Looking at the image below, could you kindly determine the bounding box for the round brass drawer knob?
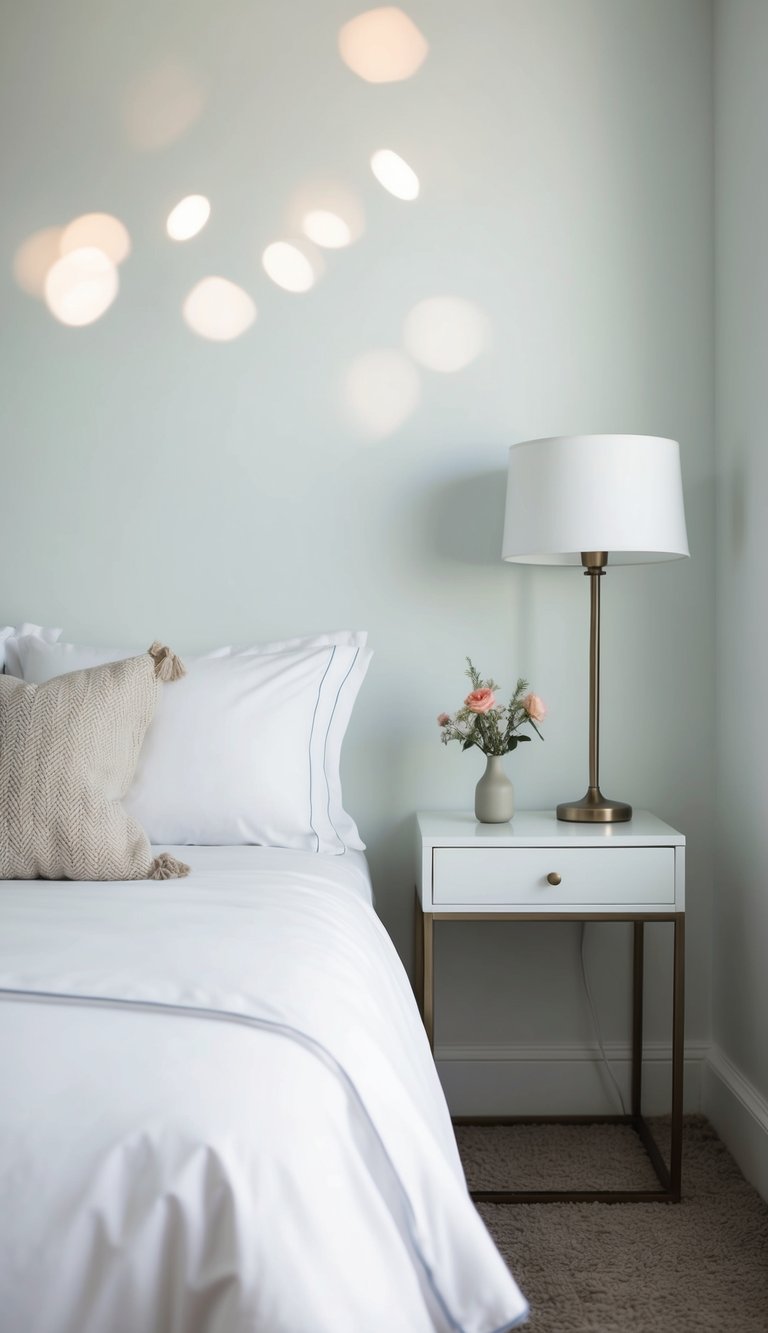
[546,872,562,886]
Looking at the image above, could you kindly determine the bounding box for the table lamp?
[502,434,689,822]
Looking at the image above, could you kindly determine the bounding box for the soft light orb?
[182,277,256,341]
[166,194,211,241]
[301,210,352,250]
[60,213,131,265]
[13,227,65,298]
[370,149,419,201]
[287,183,365,245]
[44,247,119,327]
[338,7,428,83]
[262,241,318,293]
[403,297,491,373]
[342,349,421,438]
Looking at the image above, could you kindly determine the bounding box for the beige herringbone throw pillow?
[0,643,190,882]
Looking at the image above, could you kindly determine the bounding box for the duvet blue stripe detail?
[0,985,528,1332]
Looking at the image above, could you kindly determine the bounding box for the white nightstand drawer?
[431,845,675,906]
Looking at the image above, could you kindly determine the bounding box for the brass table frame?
[416,902,685,1204]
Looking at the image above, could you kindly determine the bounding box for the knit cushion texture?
[1,651,167,881]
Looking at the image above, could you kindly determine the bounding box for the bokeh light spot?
[403,297,491,372]
[370,149,419,200]
[262,241,319,293]
[302,210,351,249]
[61,213,131,265]
[342,350,421,438]
[167,194,211,240]
[287,183,365,245]
[182,277,256,341]
[13,227,65,299]
[44,248,119,327]
[338,7,428,83]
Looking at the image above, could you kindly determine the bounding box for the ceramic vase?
[474,754,514,823]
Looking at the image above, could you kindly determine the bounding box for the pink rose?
[523,692,546,723]
[437,712,451,727]
[465,687,495,714]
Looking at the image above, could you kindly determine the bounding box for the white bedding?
[0,846,528,1333]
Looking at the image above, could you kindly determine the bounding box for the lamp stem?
[587,557,603,793]
[556,550,632,822]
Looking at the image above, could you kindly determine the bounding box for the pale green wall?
[714,0,768,1103]
[0,1,715,1099]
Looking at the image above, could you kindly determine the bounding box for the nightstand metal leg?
[423,912,434,1051]
[670,913,685,1201]
[414,893,423,1008]
[631,922,644,1118]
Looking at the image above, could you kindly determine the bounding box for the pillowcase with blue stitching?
[120,645,371,853]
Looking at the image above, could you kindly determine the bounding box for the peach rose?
[437,712,451,727]
[465,687,495,714]
[522,692,546,722]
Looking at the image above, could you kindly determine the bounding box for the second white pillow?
[129,646,370,851]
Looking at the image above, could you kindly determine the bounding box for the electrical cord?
[579,921,627,1115]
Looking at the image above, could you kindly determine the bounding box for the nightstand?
[415,810,686,1203]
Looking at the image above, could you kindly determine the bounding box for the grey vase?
[474,754,515,823]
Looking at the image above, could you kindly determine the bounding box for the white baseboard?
[702,1045,768,1202]
[435,1040,707,1117]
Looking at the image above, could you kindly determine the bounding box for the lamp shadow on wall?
[413,462,537,682]
[428,468,508,566]
[415,468,537,647]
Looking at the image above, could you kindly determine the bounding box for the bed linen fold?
[0,846,528,1333]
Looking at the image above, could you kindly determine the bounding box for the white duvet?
[0,846,528,1333]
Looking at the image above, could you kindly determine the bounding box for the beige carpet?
[456,1117,768,1332]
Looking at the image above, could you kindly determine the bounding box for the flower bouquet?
[438,660,545,822]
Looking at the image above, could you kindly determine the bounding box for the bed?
[0,627,528,1329]
[0,843,529,1332]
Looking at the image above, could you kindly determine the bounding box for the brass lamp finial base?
[557,787,632,823]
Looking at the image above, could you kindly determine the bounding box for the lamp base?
[556,787,632,823]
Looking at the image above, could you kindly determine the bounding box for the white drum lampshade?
[502,435,689,566]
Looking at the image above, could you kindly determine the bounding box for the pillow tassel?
[147,642,186,682]
[149,852,190,880]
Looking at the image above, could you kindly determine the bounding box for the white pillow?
[15,635,371,854]
[14,629,367,679]
[2,623,62,676]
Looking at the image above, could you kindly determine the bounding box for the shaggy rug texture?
[456,1116,768,1332]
